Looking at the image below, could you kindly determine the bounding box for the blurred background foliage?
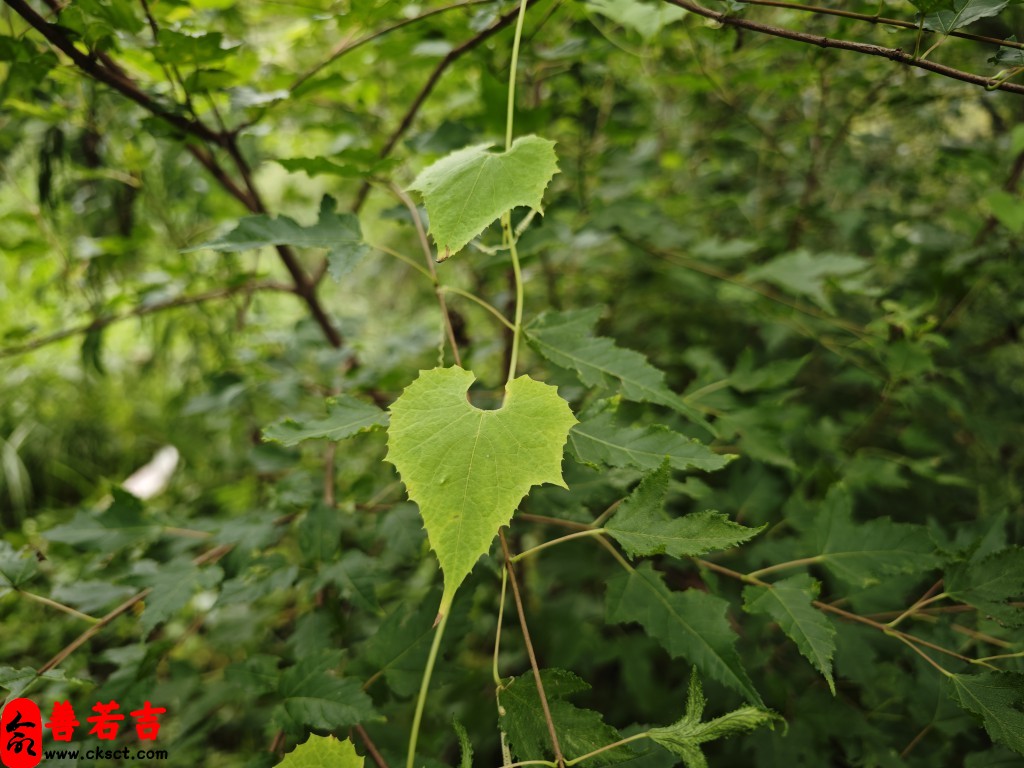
[1,0,1022,766]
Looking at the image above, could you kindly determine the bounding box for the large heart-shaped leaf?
[407,136,558,259]
[386,367,576,615]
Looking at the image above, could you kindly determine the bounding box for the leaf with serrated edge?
[526,308,714,434]
[946,547,1024,626]
[948,672,1024,755]
[500,669,628,765]
[606,562,762,704]
[648,672,780,768]
[273,734,364,768]
[923,0,1008,33]
[605,463,761,557]
[263,396,388,446]
[570,411,731,472]
[743,575,837,694]
[387,366,576,615]
[408,136,558,258]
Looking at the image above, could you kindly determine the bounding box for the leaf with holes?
[386,366,576,616]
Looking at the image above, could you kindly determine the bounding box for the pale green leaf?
[742,575,837,694]
[812,485,938,587]
[648,671,780,768]
[605,463,761,558]
[587,0,686,39]
[526,309,714,434]
[946,548,1024,627]
[570,411,731,472]
[948,672,1024,755]
[275,652,378,731]
[184,195,368,269]
[263,396,388,446]
[744,250,869,313]
[274,734,364,768]
[386,366,576,614]
[407,136,558,258]
[923,0,1008,32]
[606,562,762,704]
[500,669,628,765]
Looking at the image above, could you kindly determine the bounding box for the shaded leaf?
[386,366,576,615]
[526,309,713,433]
[587,0,686,39]
[742,575,837,694]
[0,666,70,697]
[570,411,730,472]
[946,547,1024,627]
[948,672,1024,755]
[0,540,38,595]
[275,651,378,732]
[44,489,160,551]
[744,250,868,313]
[500,669,628,765]
[923,0,1008,32]
[605,463,761,558]
[408,136,558,258]
[263,396,388,446]
[606,563,762,704]
[138,559,224,633]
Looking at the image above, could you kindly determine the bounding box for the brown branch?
[352,4,523,213]
[499,530,565,767]
[737,0,1024,52]
[0,281,294,359]
[353,724,390,768]
[5,0,226,145]
[665,0,1024,96]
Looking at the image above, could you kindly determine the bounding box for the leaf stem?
[494,567,509,686]
[887,589,949,629]
[440,285,516,330]
[746,555,824,580]
[511,528,607,562]
[500,530,565,767]
[564,732,649,765]
[407,609,451,768]
[518,513,593,531]
[596,535,635,574]
[505,0,530,152]
[19,590,99,623]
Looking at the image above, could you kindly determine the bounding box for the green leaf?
[811,485,938,587]
[989,39,1024,68]
[386,366,576,615]
[152,29,235,67]
[742,575,837,694]
[606,562,762,704]
[946,547,1024,626]
[138,559,224,633]
[0,666,70,697]
[44,488,160,551]
[984,191,1024,235]
[500,669,628,765]
[185,195,368,268]
[298,502,343,565]
[453,717,473,768]
[0,540,38,595]
[605,463,761,558]
[570,411,731,472]
[262,396,388,446]
[729,350,810,393]
[743,250,868,313]
[906,0,954,13]
[647,671,780,768]
[275,652,378,732]
[277,153,396,179]
[526,309,713,433]
[407,136,558,258]
[587,0,686,39]
[923,0,1008,32]
[948,672,1024,755]
[273,734,364,768]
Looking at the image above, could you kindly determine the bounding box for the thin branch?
[0,282,294,360]
[664,0,1024,96]
[500,530,566,767]
[290,0,496,94]
[511,529,608,562]
[18,590,98,623]
[737,0,1024,52]
[5,0,226,144]
[353,724,389,768]
[440,286,516,331]
[352,4,523,212]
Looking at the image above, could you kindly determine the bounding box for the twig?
[352,4,523,212]
[0,282,293,360]
[500,530,566,767]
[354,724,390,768]
[665,0,1024,96]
